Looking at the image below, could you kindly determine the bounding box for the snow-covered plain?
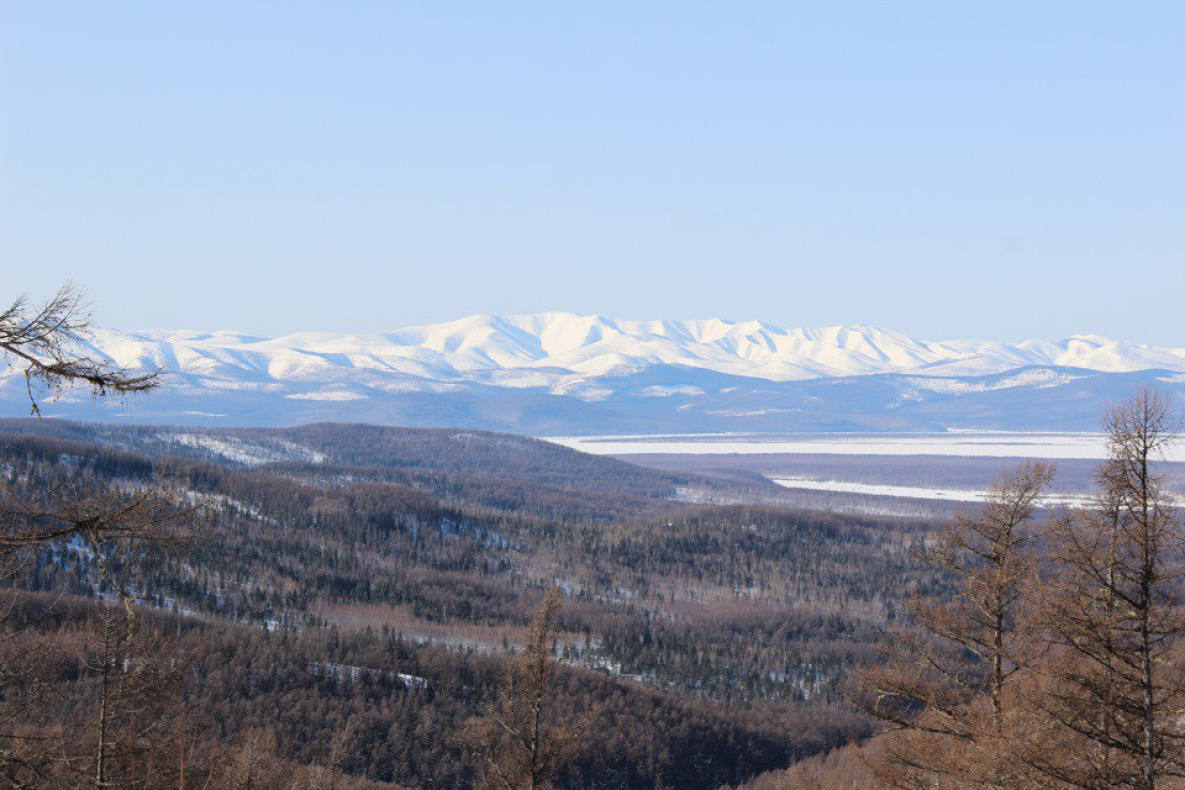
[547,432,1185,463]
[768,477,1098,506]
[553,432,1185,506]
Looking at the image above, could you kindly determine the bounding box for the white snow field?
[546,432,1185,462]
[767,477,1097,507]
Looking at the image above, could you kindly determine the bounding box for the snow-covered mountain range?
[5,314,1184,434]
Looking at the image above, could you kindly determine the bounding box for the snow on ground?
[769,477,1097,507]
[546,432,1185,462]
[167,433,326,465]
[284,390,370,401]
[641,385,707,397]
[905,368,1081,395]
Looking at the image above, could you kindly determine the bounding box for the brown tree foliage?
[0,603,190,789]
[460,587,586,790]
[0,286,198,787]
[850,388,1185,790]
[1030,387,1185,790]
[851,461,1054,789]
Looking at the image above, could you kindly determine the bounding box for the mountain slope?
[2,314,1182,433]
[75,315,1185,384]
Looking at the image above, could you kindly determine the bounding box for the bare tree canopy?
[852,461,1055,789]
[1033,386,1185,790]
[852,388,1185,790]
[0,282,161,415]
[461,587,587,790]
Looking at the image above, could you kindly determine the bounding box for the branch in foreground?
[0,283,162,415]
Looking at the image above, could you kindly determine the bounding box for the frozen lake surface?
[547,432,1185,462]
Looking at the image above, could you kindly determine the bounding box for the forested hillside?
[0,419,801,521]
[0,420,937,788]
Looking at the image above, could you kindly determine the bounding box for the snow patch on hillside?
[907,369,1083,395]
[285,391,370,401]
[641,385,707,397]
[166,433,326,466]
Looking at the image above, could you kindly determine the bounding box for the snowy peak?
[79,314,1185,388]
[5,314,1185,434]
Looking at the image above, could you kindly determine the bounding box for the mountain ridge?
[5,313,1184,433]
[81,313,1185,380]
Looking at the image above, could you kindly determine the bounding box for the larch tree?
[77,606,189,789]
[0,283,182,562]
[0,282,160,416]
[1030,387,1185,790]
[0,284,200,785]
[852,461,1055,790]
[460,586,585,790]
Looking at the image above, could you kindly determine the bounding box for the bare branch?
[0,282,162,416]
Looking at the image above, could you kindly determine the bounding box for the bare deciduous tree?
[0,282,189,584]
[79,607,188,789]
[219,728,280,790]
[853,388,1185,790]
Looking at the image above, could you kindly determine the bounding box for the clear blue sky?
[2,3,1182,343]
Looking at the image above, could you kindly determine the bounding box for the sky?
[2,2,1182,344]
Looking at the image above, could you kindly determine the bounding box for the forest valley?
[1,288,1184,790]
